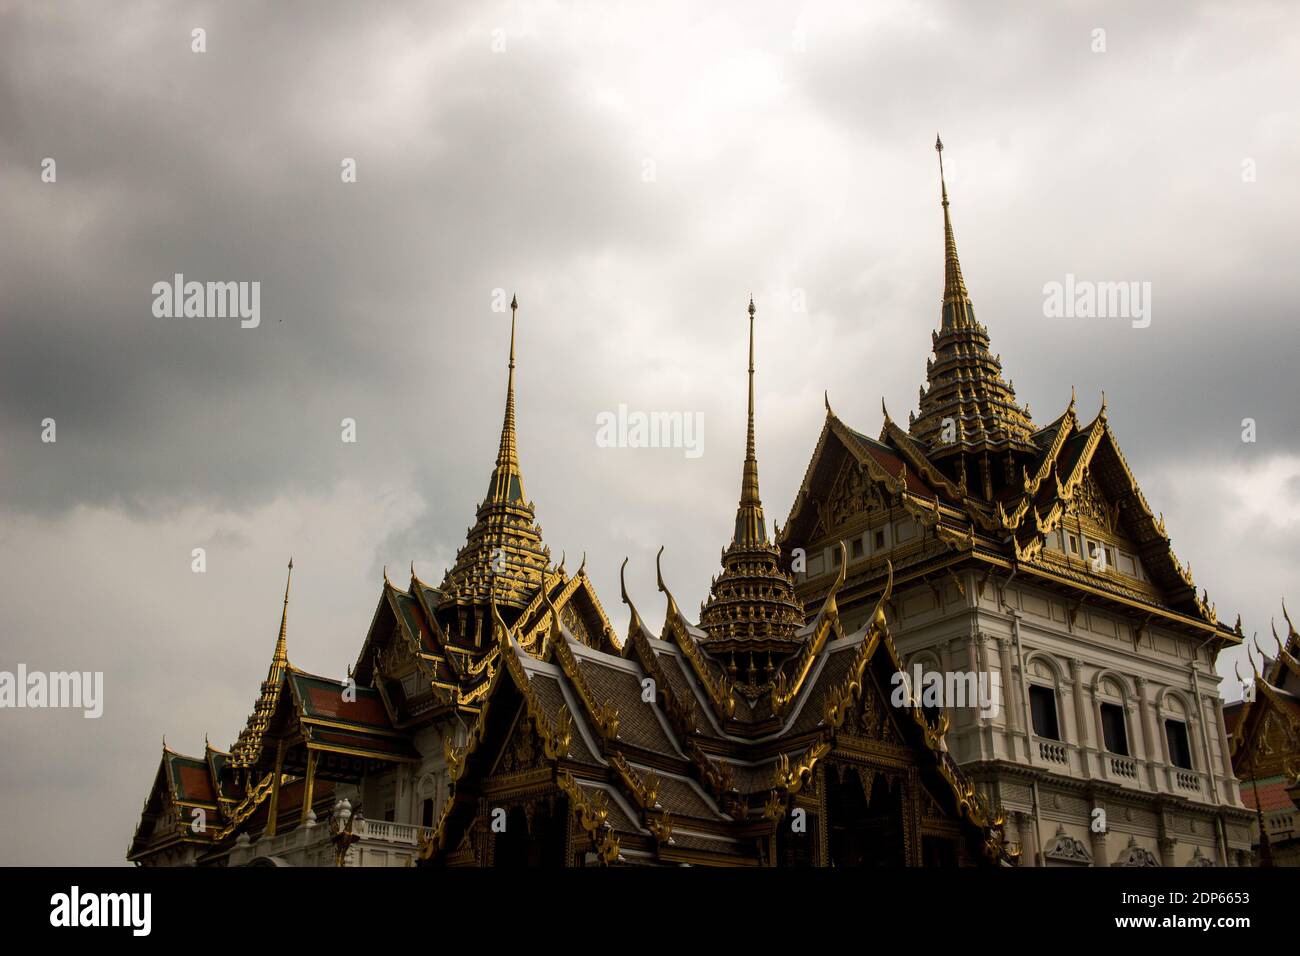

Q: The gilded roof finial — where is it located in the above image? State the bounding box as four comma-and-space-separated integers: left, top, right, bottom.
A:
824, 390, 833, 417
733, 295, 766, 547
273, 557, 293, 668
486, 293, 525, 505
935, 133, 947, 206
935, 134, 972, 329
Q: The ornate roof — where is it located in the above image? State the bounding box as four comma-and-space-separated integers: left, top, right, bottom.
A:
780, 395, 1236, 639
418, 565, 1016, 867
230, 559, 294, 770
127, 744, 228, 861
698, 299, 804, 673
908, 137, 1037, 491
438, 296, 551, 616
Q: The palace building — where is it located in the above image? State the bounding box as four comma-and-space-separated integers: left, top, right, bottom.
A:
1225, 612, 1300, 865
129, 142, 1254, 866
128, 291, 1013, 867
774, 138, 1254, 865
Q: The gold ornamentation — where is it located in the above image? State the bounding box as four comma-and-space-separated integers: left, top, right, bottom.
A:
609, 752, 660, 811
544, 586, 620, 739
772, 541, 849, 717
556, 772, 621, 865
772, 741, 829, 795
657, 547, 736, 720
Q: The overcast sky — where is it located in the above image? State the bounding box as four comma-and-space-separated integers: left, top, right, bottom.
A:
1, 0, 1297, 865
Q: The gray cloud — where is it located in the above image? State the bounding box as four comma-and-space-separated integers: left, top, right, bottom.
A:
1, 0, 1297, 864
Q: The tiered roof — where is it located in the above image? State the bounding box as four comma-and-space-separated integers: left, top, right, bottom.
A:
779, 140, 1240, 644
418, 562, 1013, 866
909, 136, 1037, 497
697, 299, 805, 682
438, 296, 551, 622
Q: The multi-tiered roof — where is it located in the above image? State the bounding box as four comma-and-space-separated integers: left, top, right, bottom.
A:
909, 135, 1037, 499
437, 295, 552, 634
697, 298, 805, 685
780, 139, 1241, 643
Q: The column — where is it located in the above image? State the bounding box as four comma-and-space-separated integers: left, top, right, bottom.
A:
1214, 699, 1235, 780
1069, 659, 1091, 776
997, 637, 1020, 756
1089, 798, 1109, 867
1135, 677, 1159, 790
1015, 810, 1041, 867
300, 750, 317, 825
266, 739, 285, 837
1090, 680, 1105, 775
1197, 690, 1221, 800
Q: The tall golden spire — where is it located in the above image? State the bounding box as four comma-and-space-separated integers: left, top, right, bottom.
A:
699, 297, 804, 669
439, 294, 549, 622
733, 295, 765, 546
486, 294, 526, 504
273, 557, 292, 669
910, 136, 1036, 484
230, 557, 294, 768
936, 134, 974, 329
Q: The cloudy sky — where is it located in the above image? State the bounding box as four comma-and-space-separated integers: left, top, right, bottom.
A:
1, 0, 1297, 865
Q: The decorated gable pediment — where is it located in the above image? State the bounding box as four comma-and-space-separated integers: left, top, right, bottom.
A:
841, 664, 906, 746
489, 705, 555, 780
1067, 469, 1122, 536
827, 457, 890, 532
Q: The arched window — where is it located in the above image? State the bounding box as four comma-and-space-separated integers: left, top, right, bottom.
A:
1096, 676, 1129, 756
1161, 694, 1194, 770
1026, 655, 1062, 741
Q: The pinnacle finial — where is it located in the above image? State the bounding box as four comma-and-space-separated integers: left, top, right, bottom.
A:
935, 133, 947, 206
733, 296, 765, 547
487, 293, 525, 504
273, 557, 293, 667
935, 135, 971, 328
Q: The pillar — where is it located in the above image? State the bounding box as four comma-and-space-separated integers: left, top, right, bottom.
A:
266, 739, 285, 837
300, 750, 317, 825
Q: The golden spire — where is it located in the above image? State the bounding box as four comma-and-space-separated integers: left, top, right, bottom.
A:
733, 295, 766, 547
486, 294, 526, 504
936, 134, 973, 329
273, 557, 292, 668
439, 294, 549, 617
699, 297, 805, 661
909, 137, 1036, 473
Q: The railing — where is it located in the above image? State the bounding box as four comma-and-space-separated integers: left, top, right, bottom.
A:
1265, 812, 1295, 835
354, 819, 434, 846
1109, 756, 1137, 780
1175, 770, 1200, 793
1037, 740, 1068, 765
